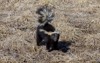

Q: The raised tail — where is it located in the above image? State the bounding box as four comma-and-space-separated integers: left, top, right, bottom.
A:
36, 4, 55, 24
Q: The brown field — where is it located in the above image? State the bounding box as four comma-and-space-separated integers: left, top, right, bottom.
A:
0, 0, 100, 63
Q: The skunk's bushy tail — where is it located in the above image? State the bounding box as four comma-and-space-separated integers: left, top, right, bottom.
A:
36, 4, 55, 24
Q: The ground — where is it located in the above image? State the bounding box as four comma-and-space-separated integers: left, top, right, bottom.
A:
0, 0, 100, 63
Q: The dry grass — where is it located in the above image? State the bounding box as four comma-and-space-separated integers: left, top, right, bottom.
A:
0, 0, 100, 63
